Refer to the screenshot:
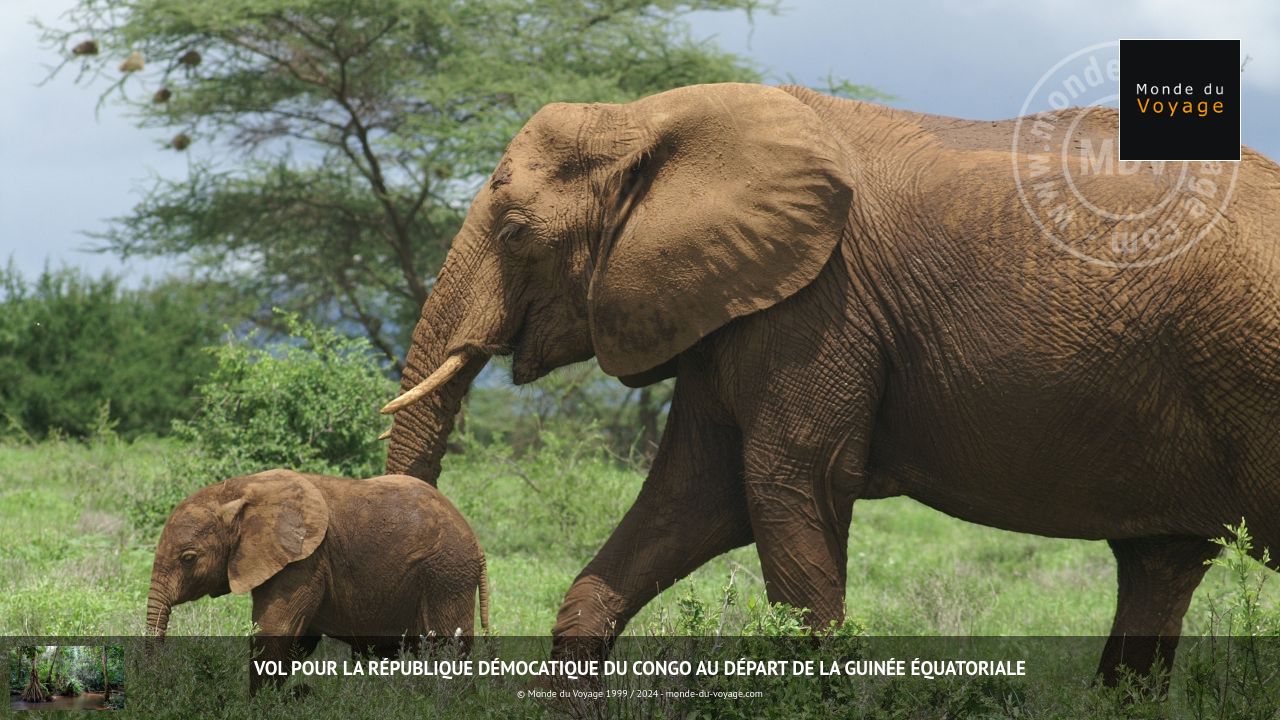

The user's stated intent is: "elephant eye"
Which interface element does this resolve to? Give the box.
[180,551,198,565]
[496,221,523,247]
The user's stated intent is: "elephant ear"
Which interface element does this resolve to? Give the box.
[588,83,853,377]
[219,470,329,594]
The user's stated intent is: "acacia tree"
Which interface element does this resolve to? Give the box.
[40,0,768,370]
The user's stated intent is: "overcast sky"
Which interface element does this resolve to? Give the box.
[2,0,1277,284]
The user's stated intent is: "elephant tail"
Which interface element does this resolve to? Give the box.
[477,546,490,633]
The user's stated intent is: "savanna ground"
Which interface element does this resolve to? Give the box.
[0,435,1134,638]
[4,434,1280,718]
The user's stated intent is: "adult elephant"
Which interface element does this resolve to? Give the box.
[381,82,1280,682]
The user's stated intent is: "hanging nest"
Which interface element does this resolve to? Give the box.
[20,665,51,703]
[72,40,99,56]
[178,50,202,67]
[120,50,145,73]
[153,87,172,104]
[169,133,191,151]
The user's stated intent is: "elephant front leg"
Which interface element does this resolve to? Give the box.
[248,578,322,695]
[551,382,752,659]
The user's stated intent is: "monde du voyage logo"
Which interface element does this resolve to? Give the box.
[1013,39,1242,270]
[1120,39,1241,161]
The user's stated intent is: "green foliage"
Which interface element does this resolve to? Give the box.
[86,646,126,692]
[0,262,236,441]
[127,313,395,529]
[652,575,870,644]
[1205,519,1277,635]
[174,312,393,476]
[40,0,771,363]
[1180,520,1280,717]
[34,0,888,459]
[7,437,1280,717]
[6,646,121,698]
[739,597,813,636]
[8,647,23,692]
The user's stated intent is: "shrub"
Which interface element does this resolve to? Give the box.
[128,313,393,531]
[174,312,394,476]
[0,262,237,440]
[1181,520,1280,717]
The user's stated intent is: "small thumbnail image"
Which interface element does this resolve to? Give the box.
[9,645,123,711]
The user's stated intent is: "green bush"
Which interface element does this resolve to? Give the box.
[0,262,236,440]
[128,313,393,531]
[174,312,393,476]
[1181,520,1280,717]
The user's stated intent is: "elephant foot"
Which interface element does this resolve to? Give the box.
[542,636,609,713]
[550,576,626,668]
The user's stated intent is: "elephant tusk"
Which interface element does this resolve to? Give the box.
[380,353,468,414]
[377,427,393,441]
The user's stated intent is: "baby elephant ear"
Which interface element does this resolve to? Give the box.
[220,470,329,594]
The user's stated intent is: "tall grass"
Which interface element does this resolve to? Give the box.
[3,435,1279,717]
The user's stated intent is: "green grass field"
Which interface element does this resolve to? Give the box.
[5,437,1280,718]
[1,435,1270,639]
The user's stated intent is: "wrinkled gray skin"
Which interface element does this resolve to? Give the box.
[383,82,1280,684]
[146,470,489,692]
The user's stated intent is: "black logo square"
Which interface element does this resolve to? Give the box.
[1120,39,1240,161]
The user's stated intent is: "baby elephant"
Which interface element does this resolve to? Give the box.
[145,469,489,690]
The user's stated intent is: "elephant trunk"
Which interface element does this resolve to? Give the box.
[145,590,171,638]
[385,232,498,484]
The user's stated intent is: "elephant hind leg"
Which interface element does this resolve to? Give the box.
[743,470,857,631]
[422,588,478,642]
[1098,536,1219,687]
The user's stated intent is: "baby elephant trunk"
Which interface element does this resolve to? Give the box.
[146,589,171,638]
